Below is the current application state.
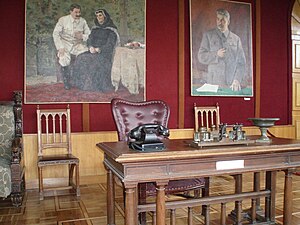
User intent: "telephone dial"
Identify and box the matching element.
[128,123,170,152]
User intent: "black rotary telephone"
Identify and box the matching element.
[128,123,170,152]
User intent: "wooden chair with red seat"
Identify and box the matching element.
[111,98,208,225]
[37,106,80,200]
[194,103,220,132]
[193,103,221,213]
[194,103,257,221]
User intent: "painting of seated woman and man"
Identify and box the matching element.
[25,1,145,103]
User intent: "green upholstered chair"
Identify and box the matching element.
[0,91,25,206]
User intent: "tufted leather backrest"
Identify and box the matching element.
[111,98,170,141]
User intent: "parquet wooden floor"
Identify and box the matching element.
[1,172,300,225]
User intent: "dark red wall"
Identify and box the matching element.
[0,0,293,133]
[260,0,293,122]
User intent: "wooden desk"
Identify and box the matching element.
[97,137,300,225]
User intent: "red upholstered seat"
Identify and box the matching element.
[144,178,206,196]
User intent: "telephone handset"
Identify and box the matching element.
[128,123,169,152]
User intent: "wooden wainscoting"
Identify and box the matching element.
[24,131,118,189]
[23,125,295,189]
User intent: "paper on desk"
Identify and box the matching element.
[196,83,219,92]
[216,160,244,170]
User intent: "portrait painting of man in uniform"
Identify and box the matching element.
[190,0,253,97]
[25,0,145,103]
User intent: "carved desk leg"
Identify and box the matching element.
[283,169,295,224]
[229,174,244,225]
[264,171,276,223]
[243,172,264,222]
[254,172,263,212]
[107,169,115,225]
[156,181,168,225]
[246,172,263,222]
[125,185,138,225]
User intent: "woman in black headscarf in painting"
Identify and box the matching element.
[71,9,120,92]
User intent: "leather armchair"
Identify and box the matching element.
[111,98,207,224]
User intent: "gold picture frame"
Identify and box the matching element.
[190,0,253,97]
[25,0,146,104]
